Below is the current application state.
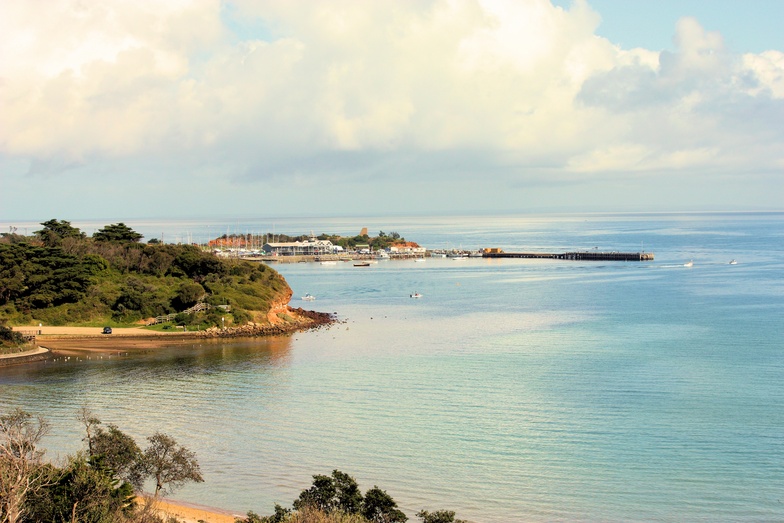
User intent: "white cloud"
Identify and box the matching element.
[0,0,782,217]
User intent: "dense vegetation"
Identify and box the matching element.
[0,407,466,523]
[236,469,467,523]
[0,219,291,331]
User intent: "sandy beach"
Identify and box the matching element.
[152,497,242,523]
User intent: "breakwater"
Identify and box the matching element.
[483,251,654,261]
[0,347,51,367]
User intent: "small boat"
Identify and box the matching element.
[410,293,423,298]
[301,294,316,301]
[414,258,426,262]
[320,261,337,265]
[683,260,693,268]
[729,259,737,265]
[354,262,371,267]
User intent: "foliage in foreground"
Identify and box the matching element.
[1,407,466,523]
[235,469,467,523]
[0,407,202,523]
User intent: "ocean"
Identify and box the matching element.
[1,212,782,522]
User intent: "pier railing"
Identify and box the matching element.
[483,251,654,261]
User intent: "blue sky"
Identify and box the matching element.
[1,0,782,222]
[562,0,784,53]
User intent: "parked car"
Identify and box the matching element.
[102,327,112,334]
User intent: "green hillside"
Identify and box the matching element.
[0,220,291,330]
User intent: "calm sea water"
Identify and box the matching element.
[1,212,782,522]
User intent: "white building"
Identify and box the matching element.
[262,238,337,256]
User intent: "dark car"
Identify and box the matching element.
[102,327,112,334]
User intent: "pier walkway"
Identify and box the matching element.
[483,251,654,261]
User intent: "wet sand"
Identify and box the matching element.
[10,325,204,355]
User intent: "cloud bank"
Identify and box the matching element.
[1,0,782,218]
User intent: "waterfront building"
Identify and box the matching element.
[262,238,337,256]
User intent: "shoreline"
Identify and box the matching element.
[4,308,336,362]
[147,496,241,523]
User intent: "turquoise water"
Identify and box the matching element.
[1,212,782,522]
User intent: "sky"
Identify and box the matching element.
[1,0,782,221]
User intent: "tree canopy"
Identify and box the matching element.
[34,219,85,247]
[92,223,143,243]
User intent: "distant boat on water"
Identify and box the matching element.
[354,262,371,267]
[301,293,316,301]
[320,261,337,265]
[684,260,694,267]
[729,259,737,265]
[410,292,423,298]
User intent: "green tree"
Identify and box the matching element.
[138,432,203,497]
[172,282,205,310]
[292,469,364,515]
[93,223,143,243]
[416,510,467,523]
[90,425,143,488]
[0,324,24,346]
[293,473,335,512]
[24,454,134,523]
[172,245,225,280]
[332,470,364,514]
[34,219,85,247]
[0,243,94,310]
[362,486,407,523]
[234,504,289,523]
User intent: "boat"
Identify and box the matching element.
[684,260,693,267]
[410,293,423,298]
[729,259,737,265]
[301,293,316,301]
[354,262,371,267]
[414,258,426,262]
[320,261,337,265]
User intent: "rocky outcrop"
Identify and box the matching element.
[266,289,294,325]
[201,306,335,339]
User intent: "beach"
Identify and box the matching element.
[152,497,240,523]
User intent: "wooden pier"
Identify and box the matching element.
[483,251,654,261]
